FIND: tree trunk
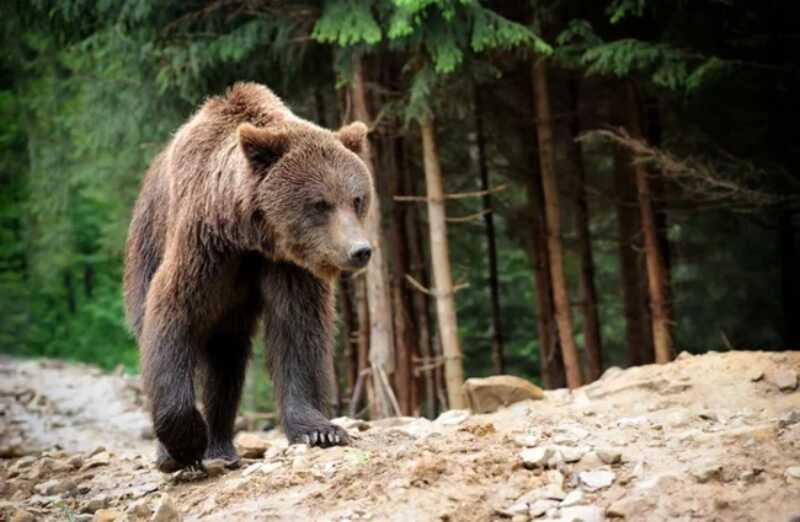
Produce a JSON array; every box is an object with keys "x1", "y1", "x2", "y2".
[
  {"x1": 613, "y1": 146, "x2": 654, "y2": 366},
  {"x1": 351, "y1": 55, "x2": 396, "y2": 416},
  {"x1": 419, "y1": 117, "x2": 467, "y2": 409},
  {"x1": 531, "y1": 60, "x2": 583, "y2": 389},
  {"x1": 404, "y1": 160, "x2": 437, "y2": 417},
  {"x1": 525, "y1": 163, "x2": 566, "y2": 389},
  {"x1": 623, "y1": 83, "x2": 674, "y2": 364},
  {"x1": 387, "y1": 136, "x2": 417, "y2": 415},
  {"x1": 338, "y1": 276, "x2": 358, "y2": 397},
  {"x1": 567, "y1": 80, "x2": 603, "y2": 381},
  {"x1": 473, "y1": 87, "x2": 505, "y2": 375}
]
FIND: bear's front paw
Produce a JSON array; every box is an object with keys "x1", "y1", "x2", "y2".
[
  {"x1": 153, "y1": 406, "x2": 208, "y2": 471},
  {"x1": 286, "y1": 420, "x2": 351, "y2": 448}
]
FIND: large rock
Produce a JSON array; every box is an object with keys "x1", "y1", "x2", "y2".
[
  {"x1": 462, "y1": 375, "x2": 544, "y2": 414},
  {"x1": 235, "y1": 433, "x2": 268, "y2": 459}
]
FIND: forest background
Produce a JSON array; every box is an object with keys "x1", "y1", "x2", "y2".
[{"x1": 1, "y1": 0, "x2": 798, "y2": 418}]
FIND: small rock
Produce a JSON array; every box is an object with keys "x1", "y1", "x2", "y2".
[
  {"x1": 691, "y1": 463, "x2": 722, "y2": 483},
  {"x1": 331, "y1": 417, "x2": 370, "y2": 432},
  {"x1": 530, "y1": 499, "x2": 560, "y2": 517},
  {"x1": 578, "y1": 470, "x2": 615, "y2": 491},
  {"x1": 513, "y1": 434, "x2": 541, "y2": 448},
  {"x1": 553, "y1": 424, "x2": 590, "y2": 444},
  {"x1": 139, "y1": 426, "x2": 154, "y2": 440},
  {"x1": 596, "y1": 449, "x2": 621, "y2": 465},
  {"x1": 68, "y1": 455, "x2": 84, "y2": 469},
  {"x1": 93, "y1": 510, "x2": 122, "y2": 522},
  {"x1": 203, "y1": 459, "x2": 226, "y2": 478},
  {"x1": 235, "y1": 433, "x2": 268, "y2": 458},
  {"x1": 435, "y1": 409, "x2": 471, "y2": 426},
  {"x1": 82, "y1": 452, "x2": 111, "y2": 470},
  {"x1": 560, "y1": 505, "x2": 605, "y2": 522},
  {"x1": 11, "y1": 509, "x2": 36, "y2": 522},
  {"x1": 766, "y1": 368, "x2": 798, "y2": 391},
  {"x1": 150, "y1": 495, "x2": 181, "y2": 522},
  {"x1": 558, "y1": 446, "x2": 587, "y2": 464},
  {"x1": 463, "y1": 375, "x2": 544, "y2": 414},
  {"x1": 242, "y1": 463, "x2": 263, "y2": 476},
  {"x1": 125, "y1": 499, "x2": 152, "y2": 519},
  {"x1": 785, "y1": 466, "x2": 800, "y2": 479},
  {"x1": 82, "y1": 495, "x2": 109, "y2": 514},
  {"x1": 778, "y1": 410, "x2": 800, "y2": 428},
  {"x1": 521, "y1": 447, "x2": 554, "y2": 469},
  {"x1": 34, "y1": 478, "x2": 76, "y2": 496},
  {"x1": 560, "y1": 489, "x2": 584, "y2": 507},
  {"x1": 393, "y1": 418, "x2": 439, "y2": 439}
]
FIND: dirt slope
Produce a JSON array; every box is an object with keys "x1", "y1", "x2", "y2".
[{"x1": 1, "y1": 350, "x2": 799, "y2": 522}]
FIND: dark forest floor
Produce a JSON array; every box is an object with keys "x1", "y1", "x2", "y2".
[{"x1": 1, "y1": 350, "x2": 800, "y2": 521}]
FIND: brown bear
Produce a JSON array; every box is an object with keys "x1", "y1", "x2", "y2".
[{"x1": 123, "y1": 82, "x2": 372, "y2": 471}]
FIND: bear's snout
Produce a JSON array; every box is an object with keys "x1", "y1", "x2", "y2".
[{"x1": 347, "y1": 241, "x2": 372, "y2": 269}]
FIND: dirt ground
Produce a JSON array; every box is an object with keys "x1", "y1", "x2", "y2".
[{"x1": 1, "y1": 350, "x2": 799, "y2": 522}]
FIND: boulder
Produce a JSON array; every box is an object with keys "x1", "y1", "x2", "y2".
[{"x1": 462, "y1": 375, "x2": 544, "y2": 414}]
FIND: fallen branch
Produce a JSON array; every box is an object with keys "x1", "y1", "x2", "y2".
[
  {"x1": 404, "y1": 274, "x2": 469, "y2": 297},
  {"x1": 394, "y1": 184, "x2": 507, "y2": 203},
  {"x1": 446, "y1": 209, "x2": 492, "y2": 223}
]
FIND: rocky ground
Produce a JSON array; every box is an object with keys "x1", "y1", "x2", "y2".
[{"x1": 1, "y1": 350, "x2": 800, "y2": 522}]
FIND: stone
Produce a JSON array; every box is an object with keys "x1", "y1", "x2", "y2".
[
  {"x1": 530, "y1": 499, "x2": 560, "y2": 517},
  {"x1": 126, "y1": 499, "x2": 152, "y2": 519},
  {"x1": 434, "y1": 409, "x2": 471, "y2": 426},
  {"x1": 392, "y1": 418, "x2": 439, "y2": 439},
  {"x1": 462, "y1": 375, "x2": 544, "y2": 414},
  {"x1": 521, "y1": 447, "x2": 554, "y2": 469},
  {"x1": 596, "y1": 449, "x2": 622, "y2": 465},
  {"x1": 203, "y1": 459, "x2": 226, "y2": 478},
  {"x1": 93, "y1": 510, "x2": 122, "y2": 522},
  {"x1": 560, "y1": 505, "x2": 605, "y2": 522},
  {"x1": 34, "y1": 478, "x2": 76, "y2": 496},
  {"x1": 513, "y1": 434, "x2": 541, "y2": 448},
  {"x1": 150, "y1": 495, "x2": 181, "y2": 522},
  {"x1": 11, "y1": 509, "x2": 36, "y2": 522},
  {"x1": 766, "y1": 368, "x2": 798, "y2": 391},
  {"x1": 557, "y1": 446, "x2": 587, "y2": 464},
  {"x1": 691, "y1": 463, "x2": 722, "y2": 483},
  {"x1": 785, "y1": 466, "x2": 800, "y2": 479},
  {"x1": 235, "y1": 433, "x2": 268, "y2": 458},
  {"x1": 778, "y1": 410, "x2": 800, "y2": 428},
  {"x1": 82, "y1": 452, "x2": 111, "y2": 470},
  {"x1": 560, "y1": 489, "x2": 584, "y2": 507},
  {"x1": 82, "y1": 495, "x2": 109, "y2": 514},
  {"x1": 578, "y1": 470, "x2": 615, "y2": 491}
]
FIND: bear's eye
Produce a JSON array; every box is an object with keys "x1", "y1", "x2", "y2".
[
  {"x1": 353, "y1": 197, "x2": 364, "y2": 214},
  {"x1": 312, "y1": 200, "x2": 333, "y2": 214}
]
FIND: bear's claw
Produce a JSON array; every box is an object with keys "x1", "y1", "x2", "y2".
[{"x1": 293, "y1": 423, "x2": 350, "y2": 448}]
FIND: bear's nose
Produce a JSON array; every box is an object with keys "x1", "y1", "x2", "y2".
[{"x1": 349, "y1": 243, "x2": 372, "y2": 268}]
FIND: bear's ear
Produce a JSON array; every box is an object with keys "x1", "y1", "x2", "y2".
[
  {"x1": 334, "y1": 121, "x2": 369, "y2": 154},
  {"x1": 238, "y1": 123, "x2": 289, "y2": 171}
]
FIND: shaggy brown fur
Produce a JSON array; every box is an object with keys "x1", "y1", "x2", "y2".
[{"x1": 123, "y1": 82, "x2": 372, "y2": 471}]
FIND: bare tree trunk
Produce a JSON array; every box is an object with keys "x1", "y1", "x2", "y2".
[
  {"x1": 338, "y1": 277, "x2": 358, "y2": 397},
  {"x1": 473, "y1": 87, "x2": 505, "y2": 374},
  {"x1": 623, "y1": 83, "x2": 674, "y2": 364},
  {"x1": 525, "y1": 164, "x2": 566, "y2": 389},
  {"x1": 387, "y1": 136, "x2": 417, "y2": 415},
  {"x1": 613, "y1": 146, "x2": 654, "y2": 366},
  {"x1": 531, "y1": 60, "x2": 583, "y2": 389},
  {"x1": 404, "y1": 161, "x2": 437, "y2": 417},
  {"x1": 567, "y1": 80, "x2": 603, "y2": 381},
  {"x1": 419, "y1": 117, "x2": 467, "y2": 409},
  {"x1": 351, "y1": 56, "x2": 396, "y2": 416}
]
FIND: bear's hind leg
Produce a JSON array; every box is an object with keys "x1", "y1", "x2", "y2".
[
  {"x1": 141, "y1": 265, "x2": 210, "y2": 472},
  {"x1": 202, "y1": 328, "x2": 254, "y2": 467},
  {"x1": 263, "y1": 262, "x2": 349, "y2": 447}
]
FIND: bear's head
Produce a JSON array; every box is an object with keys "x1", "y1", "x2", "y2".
[{"x1": 238, "y1": 120, "x2": 373, "y2": 278}]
